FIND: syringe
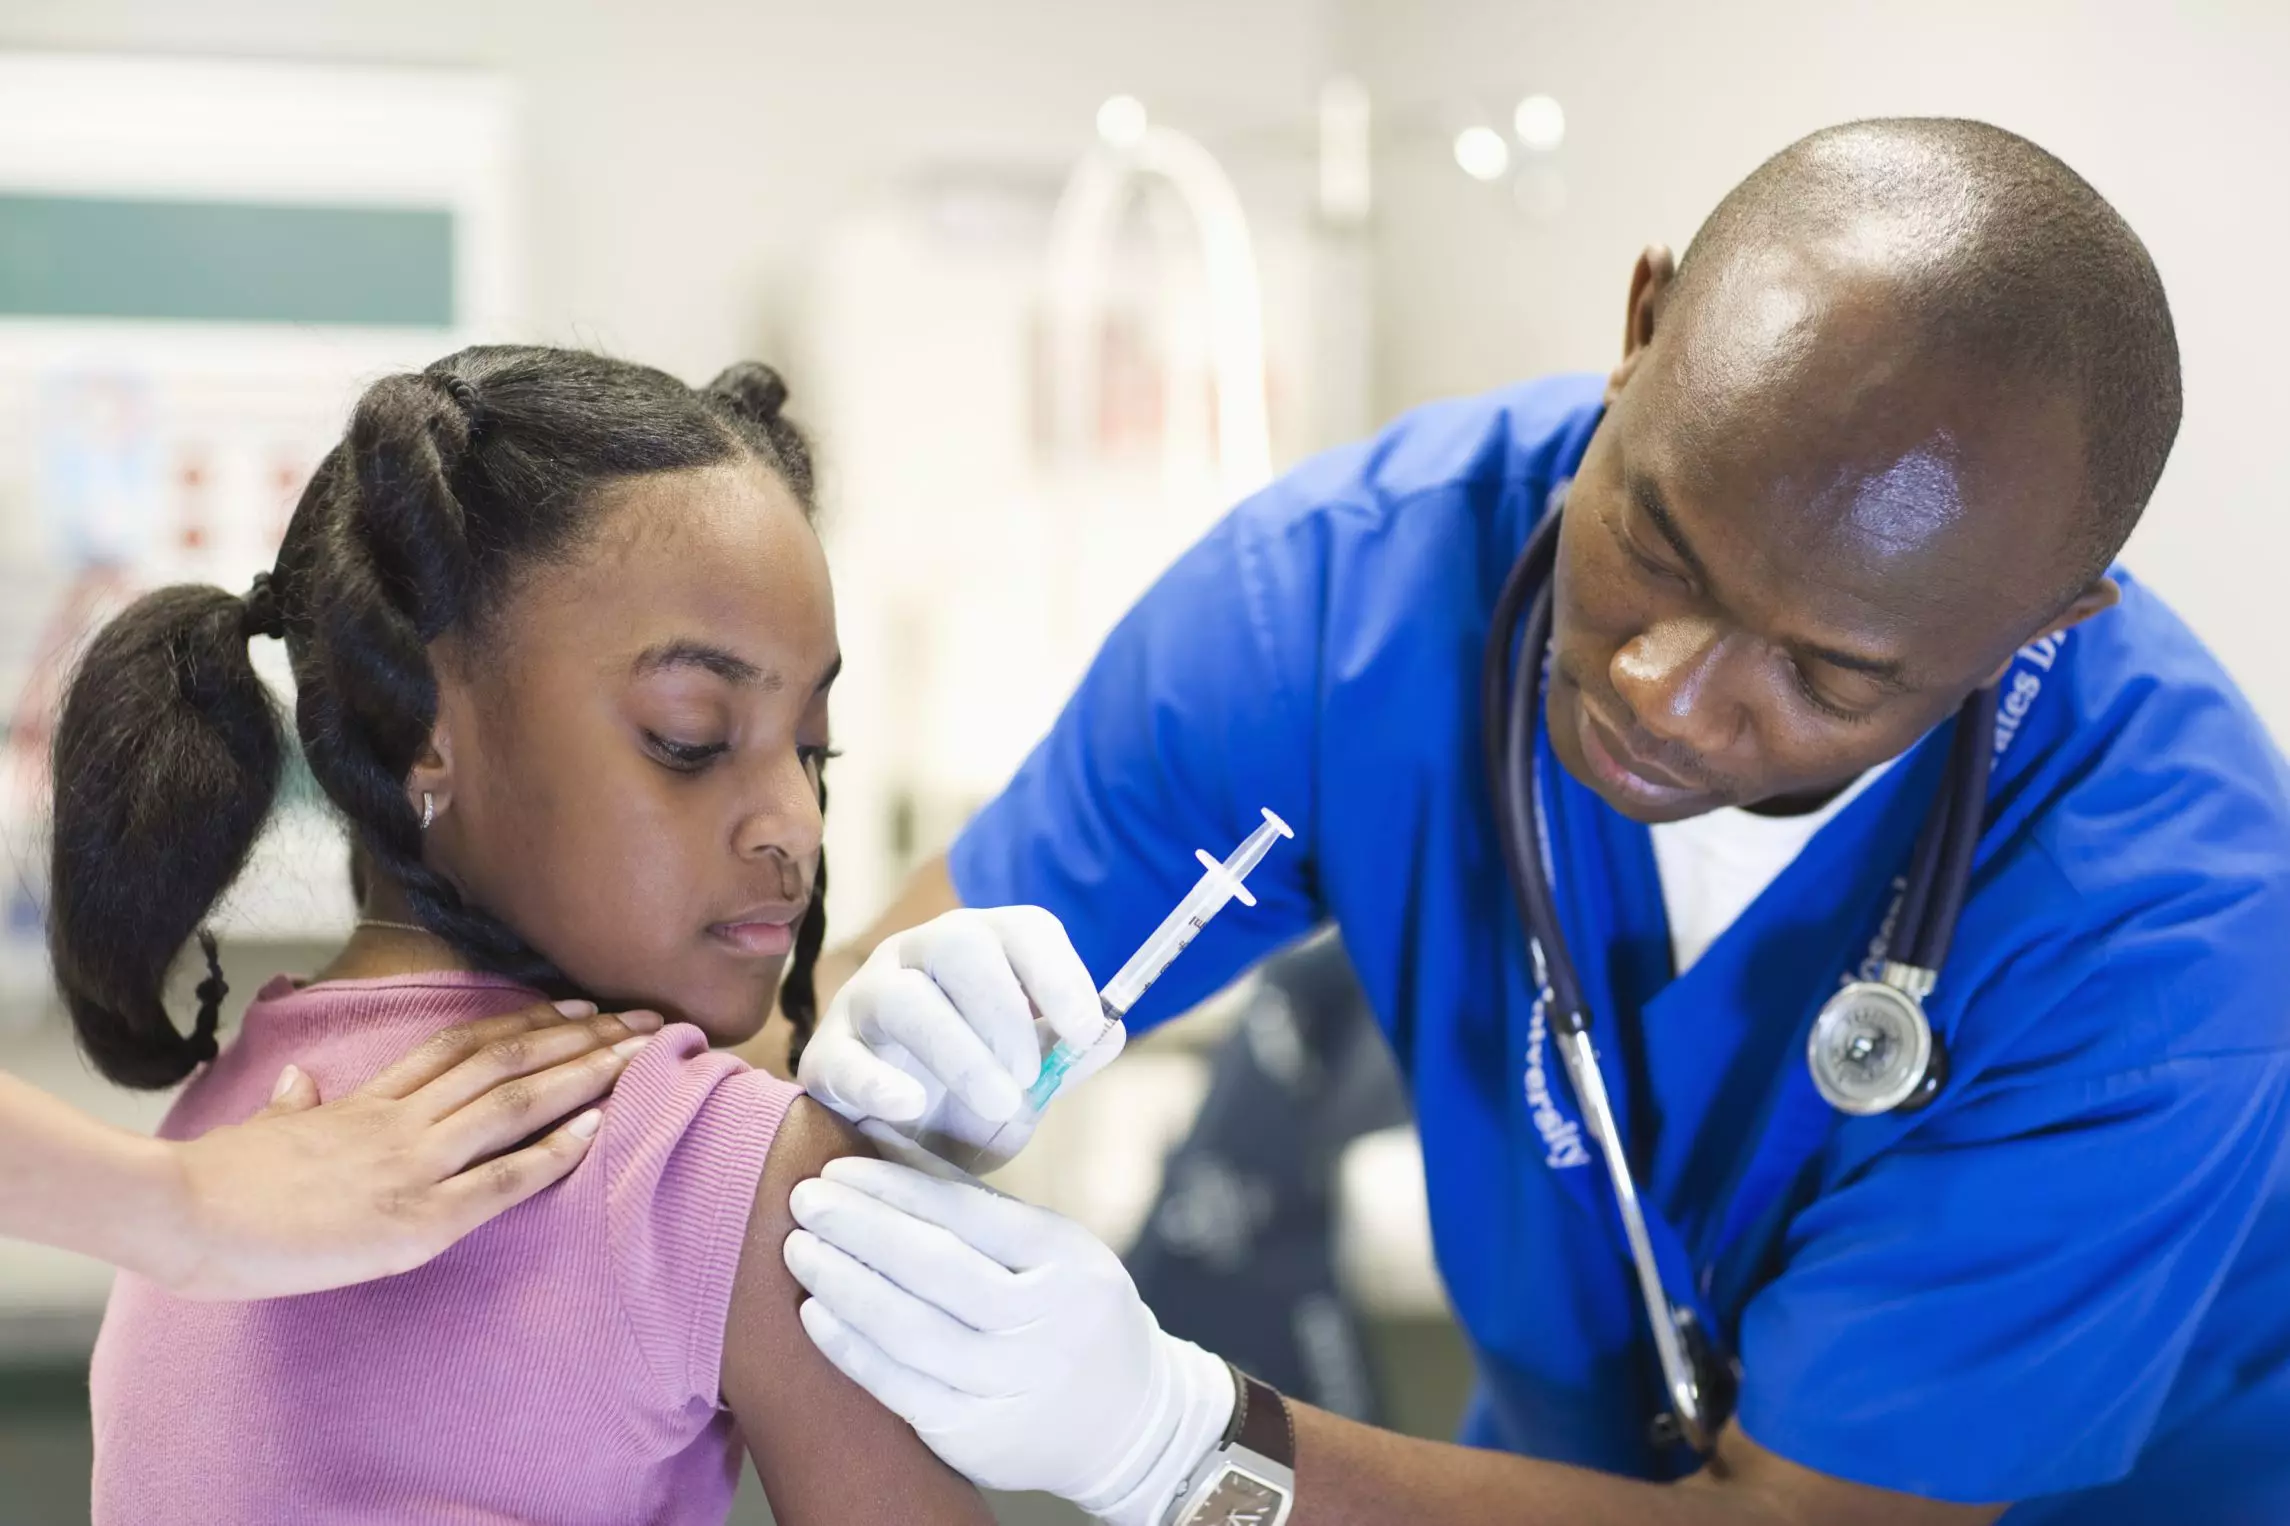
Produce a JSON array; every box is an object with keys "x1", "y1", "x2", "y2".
[
  {"x1": 1027, "y1": 806, "x2": 1292, "y2": 1109},
  {"x1": 945, "y1": 808, "x2": 1292, "y2": 1170}
]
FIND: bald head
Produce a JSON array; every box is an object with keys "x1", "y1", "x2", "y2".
[
  {"x1": 1672, "y1": 117, "x2": 2181, "y2": 596},
  {"x1": 1546, "y1": 119, "x2": 2180, "y2": 823}
]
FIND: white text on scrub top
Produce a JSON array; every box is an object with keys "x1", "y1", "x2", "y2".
[{"x1": 1525, "y1": 1002, "x2": 1590, "y2": 1170}]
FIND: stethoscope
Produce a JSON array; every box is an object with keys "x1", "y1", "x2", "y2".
[{"x1": 1481, "y1": 502, "x2": 1998, "y2": 1455}]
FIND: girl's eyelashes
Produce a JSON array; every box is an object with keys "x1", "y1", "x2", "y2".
[
  {"x1": 643, "y1": 730, "x2": 730, "y2": 772},
  {"x1": 643, "y1": 731, "x2": 841, "y2": 777}
]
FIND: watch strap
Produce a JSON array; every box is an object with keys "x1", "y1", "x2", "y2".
[
  {"x1": 1165, "y1": 1365, "x2": 1296, "y2": 1526},
  {"x1": 1223, "y1": 1364, "x2": 1295, "y2": 1470}
]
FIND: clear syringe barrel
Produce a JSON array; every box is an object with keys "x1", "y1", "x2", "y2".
[{"x1": 1021, "y1": 807, "x2": 1293, "y2": 1114}]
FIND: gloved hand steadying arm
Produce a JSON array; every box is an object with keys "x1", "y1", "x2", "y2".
[
  {"x1": 797, "y1": 907, "x2": 1121, "y2": 1170},
  {"x1": 784, "y1": 1156, "x2": 1237, "y2": 1526}
]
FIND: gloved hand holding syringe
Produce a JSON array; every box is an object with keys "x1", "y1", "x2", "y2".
[{"x1": 934, "y1": 807, "x2": 1293, "y2": 1172}]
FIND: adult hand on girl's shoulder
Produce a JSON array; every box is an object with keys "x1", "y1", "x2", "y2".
[{"x1": 158, "y1": 1001, "x2": 661, "y2": 1300}]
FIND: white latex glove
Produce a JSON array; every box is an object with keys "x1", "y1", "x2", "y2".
[
  {"x1": 797, "y1": 907, "x2": 1121, "y2": 1169},
  {"x1": 785, "y1": 1156, "x2": 1237, "y2": 1526}
]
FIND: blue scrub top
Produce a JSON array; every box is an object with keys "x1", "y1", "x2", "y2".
[{"x1": 950, "y1": 374, "x2": 2290, "y2": 1518}]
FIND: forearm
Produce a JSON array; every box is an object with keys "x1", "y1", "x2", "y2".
[
  {"x1": 1287, "y1": 1403, "x2": 1709, "y2": 1526},
  {"x1": 0, "y1": 1072, "x2": 188, "y2": 1284},
  {"x1": 1285, "y1": 1405, "x2": 1996, "y2": 1526}
]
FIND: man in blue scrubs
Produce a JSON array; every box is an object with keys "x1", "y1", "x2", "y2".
[{"x1": 778, "y1": 119, "x2": 2290, "y2": 1523}]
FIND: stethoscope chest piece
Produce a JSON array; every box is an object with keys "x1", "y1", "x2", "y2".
[{"x1": 1806, "y1": 965, "x2": 1945, "y2": 1116}]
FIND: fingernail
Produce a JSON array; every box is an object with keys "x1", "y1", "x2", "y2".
[
  {"x1": 611, "y1": 1036, "x2": 649, "y2": 1058},
  {"x1": 621, "y1": 1010, "x2": 664, "y2": 1032},
  {"x1": 271, "y1": 1064, "x2": 302, "y2": 1101},
  {"x1": 789, "y1": 1179, "x2": 825, "y2": 1223},
  {"x1": 552, "y1": 999, "x2": 597, "y2": 1019},
  {"x1": 567, "y1": 1109, "x2": 603, "y2": 1139}
]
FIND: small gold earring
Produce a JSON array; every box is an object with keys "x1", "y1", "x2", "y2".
[{"x1": 421, "y1": 792, "x2": 436, "y2": 832}]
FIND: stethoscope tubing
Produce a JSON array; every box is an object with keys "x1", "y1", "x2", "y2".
[
  {"x1": 1484, "y1": 508, "x2": 1716, "y2": 1446},
  {"x1": 1483, "y1": 510, "x2": 1586, "y2": 1027},
  {"x1": 1480, "y1": 502, "x2": 1996, "y2": 1454}
]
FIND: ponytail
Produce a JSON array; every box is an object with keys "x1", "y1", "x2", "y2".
[{"x1": 49, "y1": 583, "x2": 287, "y2": 1088}]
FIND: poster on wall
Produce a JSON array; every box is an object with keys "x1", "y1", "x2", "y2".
[{"x1": 0, "y1": 55, "x2": 520, "y2": 1017}]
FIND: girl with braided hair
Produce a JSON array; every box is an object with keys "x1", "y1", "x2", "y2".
[{"x1": 54, "y1": 346, "x2": 991, "y2": 1525}]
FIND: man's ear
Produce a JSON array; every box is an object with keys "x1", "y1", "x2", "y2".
[
  {"x1": 1985, "y1": 576, "x2": 2120, "y2": 683},
  {"x1": 1605, "y1": 244, "x2": 1676, "y2": 404}
]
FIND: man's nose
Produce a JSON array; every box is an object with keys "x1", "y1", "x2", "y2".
[{"x1": 1610, "y1": 617, "x2": 1744, "y2": 755}]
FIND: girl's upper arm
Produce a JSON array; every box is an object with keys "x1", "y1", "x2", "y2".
[{"x1": 722, "y1": 1097, "x2": 994, "y2": 1525}]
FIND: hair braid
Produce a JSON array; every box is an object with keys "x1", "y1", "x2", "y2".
[{"x1": 287, "y1": 369, "x2": 567, "y2": 991}]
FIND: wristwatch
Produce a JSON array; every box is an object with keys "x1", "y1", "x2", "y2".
[{"x1": 1165, "y1": 1364, "x2": 1296, "y2": 1526}]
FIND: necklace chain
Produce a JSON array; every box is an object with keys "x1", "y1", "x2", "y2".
[{"x1": 354, "y1": 918, "x2": 433, "y2": 937}]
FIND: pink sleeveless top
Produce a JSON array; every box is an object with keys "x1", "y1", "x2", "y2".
[{"x1": 90, "y1": 972, "x2": 802, "y2": 1526}]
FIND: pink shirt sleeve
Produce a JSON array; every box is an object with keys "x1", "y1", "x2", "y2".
[{"x1": 599, "y1": 1025, "x2": 803, "y2": 1415}]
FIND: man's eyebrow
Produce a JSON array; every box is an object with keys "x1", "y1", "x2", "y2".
[
  {"x1": 1629, "y1": 473, "x2": 1713, "y2": 587},
  {"x1": 1794, "y1": 640, "x2": 1913, "y2": 691},
  {"x1": 813, "y1": 653, "x2": 843, "y2": 696},
  {"x1": 631, "y1": 640, "x2": 774, "y2": 688}
]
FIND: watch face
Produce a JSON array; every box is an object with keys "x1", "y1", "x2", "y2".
[{"x1": 1195, "y1": 1464, "x2": 1288, "y2": 1525}]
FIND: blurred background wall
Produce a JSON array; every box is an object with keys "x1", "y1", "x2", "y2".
[
  {"x1": 0, "y1": 3, "x2": 2283, "y2": 1521},
  {"x1": 1341, "y1": 0, "x2": 2290, "y2": 735},
  {"x1": 0, "y1": 0, "x2": 1337, "y2": 376}
]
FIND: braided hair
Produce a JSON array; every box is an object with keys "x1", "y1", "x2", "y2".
[{"x1": 48, "y1": 346, "x2": 828, "y2": 1088}]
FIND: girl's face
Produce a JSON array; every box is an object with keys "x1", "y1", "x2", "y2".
[{"x1": 422, "y1": 460, "x2": 837, "y2": 1044}]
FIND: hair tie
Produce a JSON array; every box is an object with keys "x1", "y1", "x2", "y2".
[
  {"x1": 189, "y1": 930, "x2": 226, "y2": 1066},
  {"x1": 240, "y1": 571, "x2": 286, "y2": 642},
  {"x1": 440, "y1": 372, "x2": 487, "y2": 438}
]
